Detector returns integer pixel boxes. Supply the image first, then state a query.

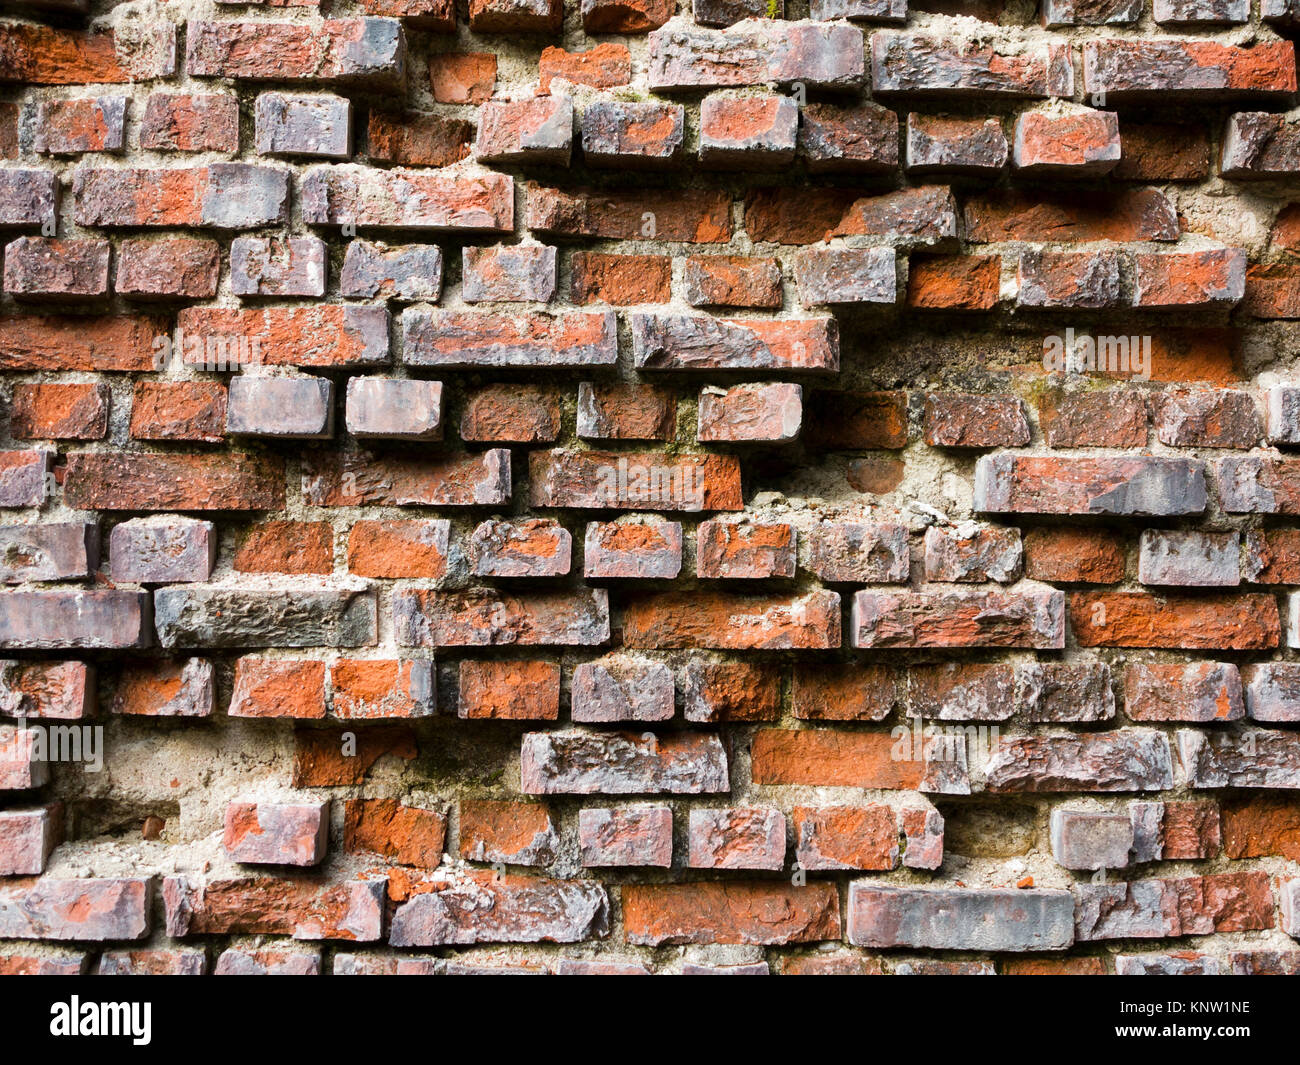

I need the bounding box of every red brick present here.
[794,805,898,871]
[301,450,509,507]
[302,166,513,232]
[10,382,109,440]
[4,238,109,299]
[428,52,496,104]
[623,590,839,650]
[185,18,405,88]
[571,252,671,305]
[539,43,631,92]
[233,521,333,575]
[112,659,214,718]
[963,188,1179,243]
[872,33,1073,97]
[529,449,741,511]
[1069,591,1280,649]
[579,807,672,867]
[527,184,731,242]
[344,798,446,866]
[583,520,682,579]
[924,393,1029,448]
[1012,107,1120,175]
[458,660,560,720]
[229,657,327,719]
[0,23,175,84]
[64,452,284,511]
[792,664,901,722]
[223,801,329,866]
[577,382,676,441]
[1084,39,1297,101]
[1024,527,1127,584]
[0,660,94,718]
[683,256,782,309]
[459,800,557,866]
[623,881,840,946]
[697,521,797,579]
[461,384,562,443]
[140,93,239,152]
[1115,122,1210,181]
[1039,389,1148,448]
[347,519,448,578]
[117,238,220,300]
[330,659,435,720]
[907,255,1001,311]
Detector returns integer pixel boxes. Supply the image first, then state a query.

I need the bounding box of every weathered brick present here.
[975,454,1207,516]
[469,518,570,577]
[368,111,472,167]
[528,184,730,242]
[520,729,728,794]
[429,52,496,103]
[1017,249,1122,310]
[910,662,1015,722]
[110,516,216,584]
[224,801,329,866]
[117,238,220,300]
[459,800,557,866]
[404,310,614,368]
[539,43,631,91]
[623,881,840,946]
[0,23,176,85]
[0,725,47,790]
[963,188,1179,243]
[584,520,682,579]
[853,589,1064,650]
[73,164,289,228]
[907,254,1001,311]
[1219,455,1300,513]
[462,385,561,443]
[1138,529,1239,587]
[793,664,900,722]
[458,660,560,720]
[579,806,672,867]
[10,382,108,440]
[469,0,562,31]
[475,97,572,166]
[794,805,897,871]
[0,878,149,941]
[347,519,449,579]
[571,252,672,305]
[340,241,442,302]
[799,102,898,173]
[582,0,673,31]
[872,34,1073,98]
[227,375,333,439]
[231,236,328,298]
[985,731,1174,793]
[112,658,214,718]
[4,237,108,301]
[689,807,784,870]
[395,588,608,647]
[625,589,839,649]
[155,586,377,649]
[1019,662,1117,722]
[1084,39,1297,101]
[1180,728,1300,788]
[530,449,741,511]
[906,113,1007,175]
[229,657,327,719]
[1243,663,1300,722]
[186,18,405,88]
[344,798,445,865]
[1074,872,1273,940]
[632,315,838,373]
[1069,591,1278,649]
[164,874,384,941]
[1133,249,1245,308]
[301,165,513,231]
[1013,107,1119,175]
[302,450,510,506]
[804,522,909,583]
[1125,662,1244,722]
[463,244,556,303]
[752,728,969,793]
[33,96,126,155]
[140,93,239,152]
[572,656,673,722]
[849,884,1074,952]
[0,805,60,875]
[648,20,864,92]
[700,94,797,168]
[1039,389,1148,448]
[796,247,896,307]
[233,521,332,576]
[214,949,320,975]
[0,589,151,650]
[0,660,94,718]
[698,383,802,443]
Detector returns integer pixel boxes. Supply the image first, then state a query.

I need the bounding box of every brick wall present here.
[0,0,1298,977]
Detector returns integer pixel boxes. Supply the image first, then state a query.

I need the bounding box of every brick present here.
[579,807,672,867]
[792,664,900,722]
[1244,529,1300,583]
[683,660,779,723]
[907,254,1001,311]
[469,0,562,31]
[344,798,445,865]
[110,517,216,584]
[1267,385,1300,446]
[582,0,673,31]
[1084,39,1297,101]
[689,807,784,870]
[475,97,571,166]
[1074,872,1273,940]
[178,306,388,369]
[186,18,404,87]
[96,949,206,976]
[572,656,673,723]
[344,378,442,441]
[1133,249,1245,308]
[906,113,1007,175]
[1020,662,1117,722]
[648,20,864,92]
[984,731,1174,792]
[429,52,496,103]
[164,874,384,941]
[1069,591,1279,649]
[901,804,944,870]
[255,93,350,159]
[539,43,632,92]
[292,726,416,787]
[743,185,957,245]
[963,188,1179,243]
[117,238,220,300]
[809,0,906,18]
[1219,455,1300,513]
[395,588,609,647]
[302,450,510,506]
[1116,121,1210,181]
[698,383,802,443]
[140,93,239,152]
[1162,801,1221,859]
[1152,390,1259,448]
[1138,529,1239,587]
[625,589,839,649]
[10,382,109,440]
[459,800,557,866]
[1180,728,1300,788]
[923,524,1021,583]
[233,522,332,576]
[155,587,377,649]
[1012,108,1119,175]
[0,23,176,84]
[330,659,434,720]
[0,589,150,650]
[33,96,126,155]
[0,103,16,158]
[224,801,329,866]
[367,112,471,167]
[632,315,837,374]
[1243,663,1300,722]
[975,454,1207,516]
[229,657,327,718]
[1116,953,1221,976]
[697,521,796,580]
[1222,794,1300,859]
[227,376,334,439]
[1039,389,1148,448]
[530,449,741,511]
[301,165,512,232]
[1017,249,1122,310]
[4,237,109,301]
[572,252,671,305]
[803,390,908,449]
[231,237,328,298]
[73,164,289,228]
[910,662,1015,722]
[623,881,840,946]
[469,518,571,577]
[0,878,149,941]
[458,660,560,720]
[751,728,969,793]
[1125,663,1244,723]
[578,383,675,442]
[584,521,682,579]
[341,242,442,301]
[0,449,50,507]
[347,519,449,579]
[520,729,728,794]
[849,885,1074,952]
[1229,951,1300,976]
[700,94,797,168]
[796,247,896,307]
[798,102,898,173]
[794,805,897,871]
[112,658,214,718]
[387,869,606,946]
[0,169,55,230]
[528,183,730,242]
[804,522,909,583]
[404,310,614,368]
[1042,0,1142,24]
[214,949,320,975]
[0,660,94,718]
[924,393,1029,448]
[694,0,773,24]
[0,953,85,976]
[872,34,1073,98]
[461,384,561,443]
[0,725,47,789]
[463,244,556,303]
[1243,262,1300,318]
[0,806,60,875]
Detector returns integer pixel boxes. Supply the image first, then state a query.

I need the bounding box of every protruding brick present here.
[0,660,94,719]
[580,807,672,867]
[229,657,327,719]
[33,96,126,155]
[110,517,216,584]
[469,0,563,31]
[463,244,556,303]
[0,806,60,875]
[571,656,674,722]
[984,731,1175,792]
[975,454,1207,516]
[583,521,683,579]
[73,164,289,228]
[0,589,150,650]
[231,236,328,298]
[625,589,839,649]
[1012,108,1119,175]
[345,378,443,440]
[624,881,840,946]
[849,884,1074,952]
[872,33,1073,98]
[404,310,615,368]
[3,237,109,300]
[1069,591,1278,649]
[683,256,782,309]
[227,375,334,439]
[459,800,557,867]
[395,588,608,647]
[799,102,898,173]
[700,94,798,168]
[224,801,329,866]
[1152,390,1259,448]
[255,93,350,158]
[117,238,220,300]
[155,586,376,649]
[458,660,560,720]
[530,449,741,512]
[794,805,897,871]
[469,518,571,577]
[140,93,239,152]
[689,807,784,870]
[10,382,108,440]
[302,449,510,507]
[1074,872,1273,940]
[347,519,449,579]
[301,165,513,232]
[632,315,838,373]
[796,247,896,307]
[906,113,1007,175]
[683,660,780,722]
[1138,529,1239,587]
[475,97,572,166]
[925,393,1030,448]
[0,878,149,941]
[924,524,1021,583]
[1084,39,1297,102]
[113,658,214,718]
[186,18,406,88]
[698,384,801,443]
[340,241,442,301]
[521,729,728,794]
